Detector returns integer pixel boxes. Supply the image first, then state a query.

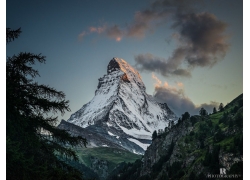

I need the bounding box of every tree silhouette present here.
[6,27,22,43]
[199,107,208,116]
[218,103,224,112]
[152,130,158,140]
[213,107,217,114]
[6,28,87,180]
[181,112,190,121]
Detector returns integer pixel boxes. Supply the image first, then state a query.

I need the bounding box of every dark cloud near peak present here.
[153,85,196,115]
[153,84,219,116]
[134,53,191,77]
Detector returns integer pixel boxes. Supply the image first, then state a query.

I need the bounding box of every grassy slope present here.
[74,147,142,173]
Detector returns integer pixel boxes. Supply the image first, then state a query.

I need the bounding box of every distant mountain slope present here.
[59,57,177,154]
[108,93,243,180]
[75,147,142,180]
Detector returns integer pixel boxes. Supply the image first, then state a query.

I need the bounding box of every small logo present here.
[220,168,226,175]
[207,168,241,179]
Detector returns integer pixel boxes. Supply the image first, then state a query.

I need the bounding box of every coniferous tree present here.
[6,28,87,180]
[218,103,224,112]
[199,107,208,116]
[6,27,21,43]
[238,98,243,108]
[152,130,158,140]
[181,112,190,121]
[190,116,198,126]
[213,107,217,114]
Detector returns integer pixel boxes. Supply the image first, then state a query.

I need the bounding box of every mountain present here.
[107,94,243,180]
[58,57,177,154]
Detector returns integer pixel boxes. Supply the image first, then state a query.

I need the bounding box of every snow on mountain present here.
[64,57,177,153]
[127,138,150,151]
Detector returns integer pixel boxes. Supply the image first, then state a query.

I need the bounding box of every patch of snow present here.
[128,138,150,151]
[119,126,152,140]
[106,122,112,127]
[132,149,144,155]
[108,131,115,136]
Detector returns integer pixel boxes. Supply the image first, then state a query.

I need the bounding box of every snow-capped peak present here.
[107,58,145,91]
[66,57,177,153]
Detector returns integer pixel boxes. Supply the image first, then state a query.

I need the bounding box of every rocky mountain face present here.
[58,58,177,154]
[140,112,243,179]
[140,119,194,177]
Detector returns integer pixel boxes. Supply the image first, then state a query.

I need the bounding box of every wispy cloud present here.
[78,31,87,41]
[152,73,162,87]
[152,73,219,116]
[126,9,169,38]
[89,26,106,34]
[79,24,123,42]
[106,25,123,42]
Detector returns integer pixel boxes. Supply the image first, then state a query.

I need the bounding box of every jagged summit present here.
[63,57,177,154]
[107,57,145,91]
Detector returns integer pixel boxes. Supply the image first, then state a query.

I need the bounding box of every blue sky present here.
[6,0,243,119]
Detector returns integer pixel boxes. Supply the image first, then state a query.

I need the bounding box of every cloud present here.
[78,24,123,42]
[199,101,220,113]
[78,31,87,41]
[89,26,106,33]
[135,53,191,77]
[106,25,123,42]
[78,0,185,41]
[133,0,229,77]
[126,9,169,38]
[152,74,219,116]
[125,0,201,38]
[171,12,229,68]
[177,82,183,87]
[152,73,162,87]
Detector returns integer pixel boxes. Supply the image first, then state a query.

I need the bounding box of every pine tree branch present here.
[6,28,21,44]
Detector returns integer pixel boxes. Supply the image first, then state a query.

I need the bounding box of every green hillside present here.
[108,93,243,180]
[68,147,142,179]
[76,147,141,166]
[75,147,141,168]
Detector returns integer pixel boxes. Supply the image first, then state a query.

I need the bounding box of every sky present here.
[6,0,243,120]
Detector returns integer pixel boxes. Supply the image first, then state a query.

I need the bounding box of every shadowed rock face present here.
[58,120,147,154]
[107,58,120,74]
[59,57,177,154]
